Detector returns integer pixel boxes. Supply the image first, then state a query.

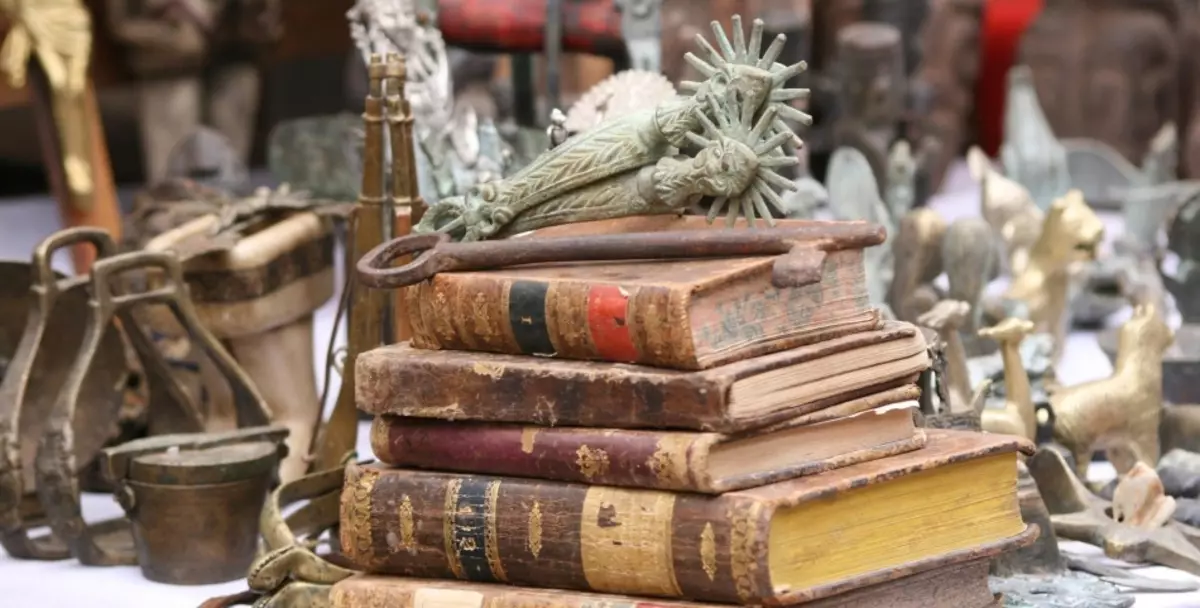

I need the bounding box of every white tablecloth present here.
[2,163,1198,606]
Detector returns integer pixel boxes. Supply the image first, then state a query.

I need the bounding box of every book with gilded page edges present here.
[355,321,929,432]
[369,385,924,493]
[330,555,1005,608]
[404,246,874,370]
[338,430,1031,605]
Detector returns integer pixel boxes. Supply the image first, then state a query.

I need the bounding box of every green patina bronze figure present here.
[413,15,812,241]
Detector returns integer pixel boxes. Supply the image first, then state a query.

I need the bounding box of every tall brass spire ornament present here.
[313,54,405,470]
[0,0,94,200]
[386,57,424,227]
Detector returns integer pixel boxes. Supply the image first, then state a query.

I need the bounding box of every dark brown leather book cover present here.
[339,430,1033,605]
[368,385,924,493]
[330,553,1001,608]
[405,247,875,371]
[356,322,929,433]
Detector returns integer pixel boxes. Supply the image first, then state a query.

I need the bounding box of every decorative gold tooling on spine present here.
[443,478,466,579]
[576,445,610,481]
[484,479,508,582]
[700,522,718,581]
[345,467,380,566]
[398,495,415,552]
[647,436,693,489]
[729,503,763,602]
[527,501,544,558]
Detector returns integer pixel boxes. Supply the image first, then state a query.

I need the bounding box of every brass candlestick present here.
[314,54,401,470]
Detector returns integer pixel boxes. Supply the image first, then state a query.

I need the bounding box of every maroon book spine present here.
[370,416,710,491]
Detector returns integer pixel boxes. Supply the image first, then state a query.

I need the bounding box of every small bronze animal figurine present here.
[1052,304,1174,479]
[942,216,998,335]
[978,317,1037,441]
[888,207,946,323]
[1004,189,1104,360]
[917,300,973,411]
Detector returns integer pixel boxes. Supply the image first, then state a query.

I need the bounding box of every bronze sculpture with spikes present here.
[413,16,813,241]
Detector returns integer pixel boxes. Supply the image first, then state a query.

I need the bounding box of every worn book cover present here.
[404,246,875,370]
[331,553,1003,608]
[369,385,923,493]
[356,321,929,432]
[339,430,1032,605]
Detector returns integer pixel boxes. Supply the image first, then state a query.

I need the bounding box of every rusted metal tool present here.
[357,221,886,289]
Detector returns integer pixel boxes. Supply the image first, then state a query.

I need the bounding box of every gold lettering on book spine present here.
[729,502,763,602]
[443,478,466,579]
[484,479,509,582]
[579,487,682,596]
[528,501,544,557]
[700,522,718,581]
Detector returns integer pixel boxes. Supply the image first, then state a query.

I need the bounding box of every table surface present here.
[1,162,1198,606]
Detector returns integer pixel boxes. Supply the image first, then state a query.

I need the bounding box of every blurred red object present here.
[976,0,1043,157]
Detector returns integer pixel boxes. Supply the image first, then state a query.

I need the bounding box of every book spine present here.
[355,349,729,430]
[339,464,773,604]
[369,417,715,492]
[330,576,715,608]
[406,275,699,368]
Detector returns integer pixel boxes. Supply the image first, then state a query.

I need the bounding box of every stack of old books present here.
[335,223,1031,608]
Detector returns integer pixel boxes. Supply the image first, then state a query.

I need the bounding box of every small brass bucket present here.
[117,441,280,584]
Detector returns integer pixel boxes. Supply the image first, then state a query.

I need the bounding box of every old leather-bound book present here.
[404,249,875,370]
[369,387,924,494]
[330,551,1008,608]
[356,321,928,432]
[339,430,1031,605]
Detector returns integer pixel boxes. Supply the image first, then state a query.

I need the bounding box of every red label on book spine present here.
[586,284,638,362]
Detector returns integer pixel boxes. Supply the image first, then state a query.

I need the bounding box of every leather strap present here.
[201,458,360,608]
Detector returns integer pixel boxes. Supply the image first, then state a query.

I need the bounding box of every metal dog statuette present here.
[1003,190,1104,362]
[414,16,813,241]
[1053,305,1173,479]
